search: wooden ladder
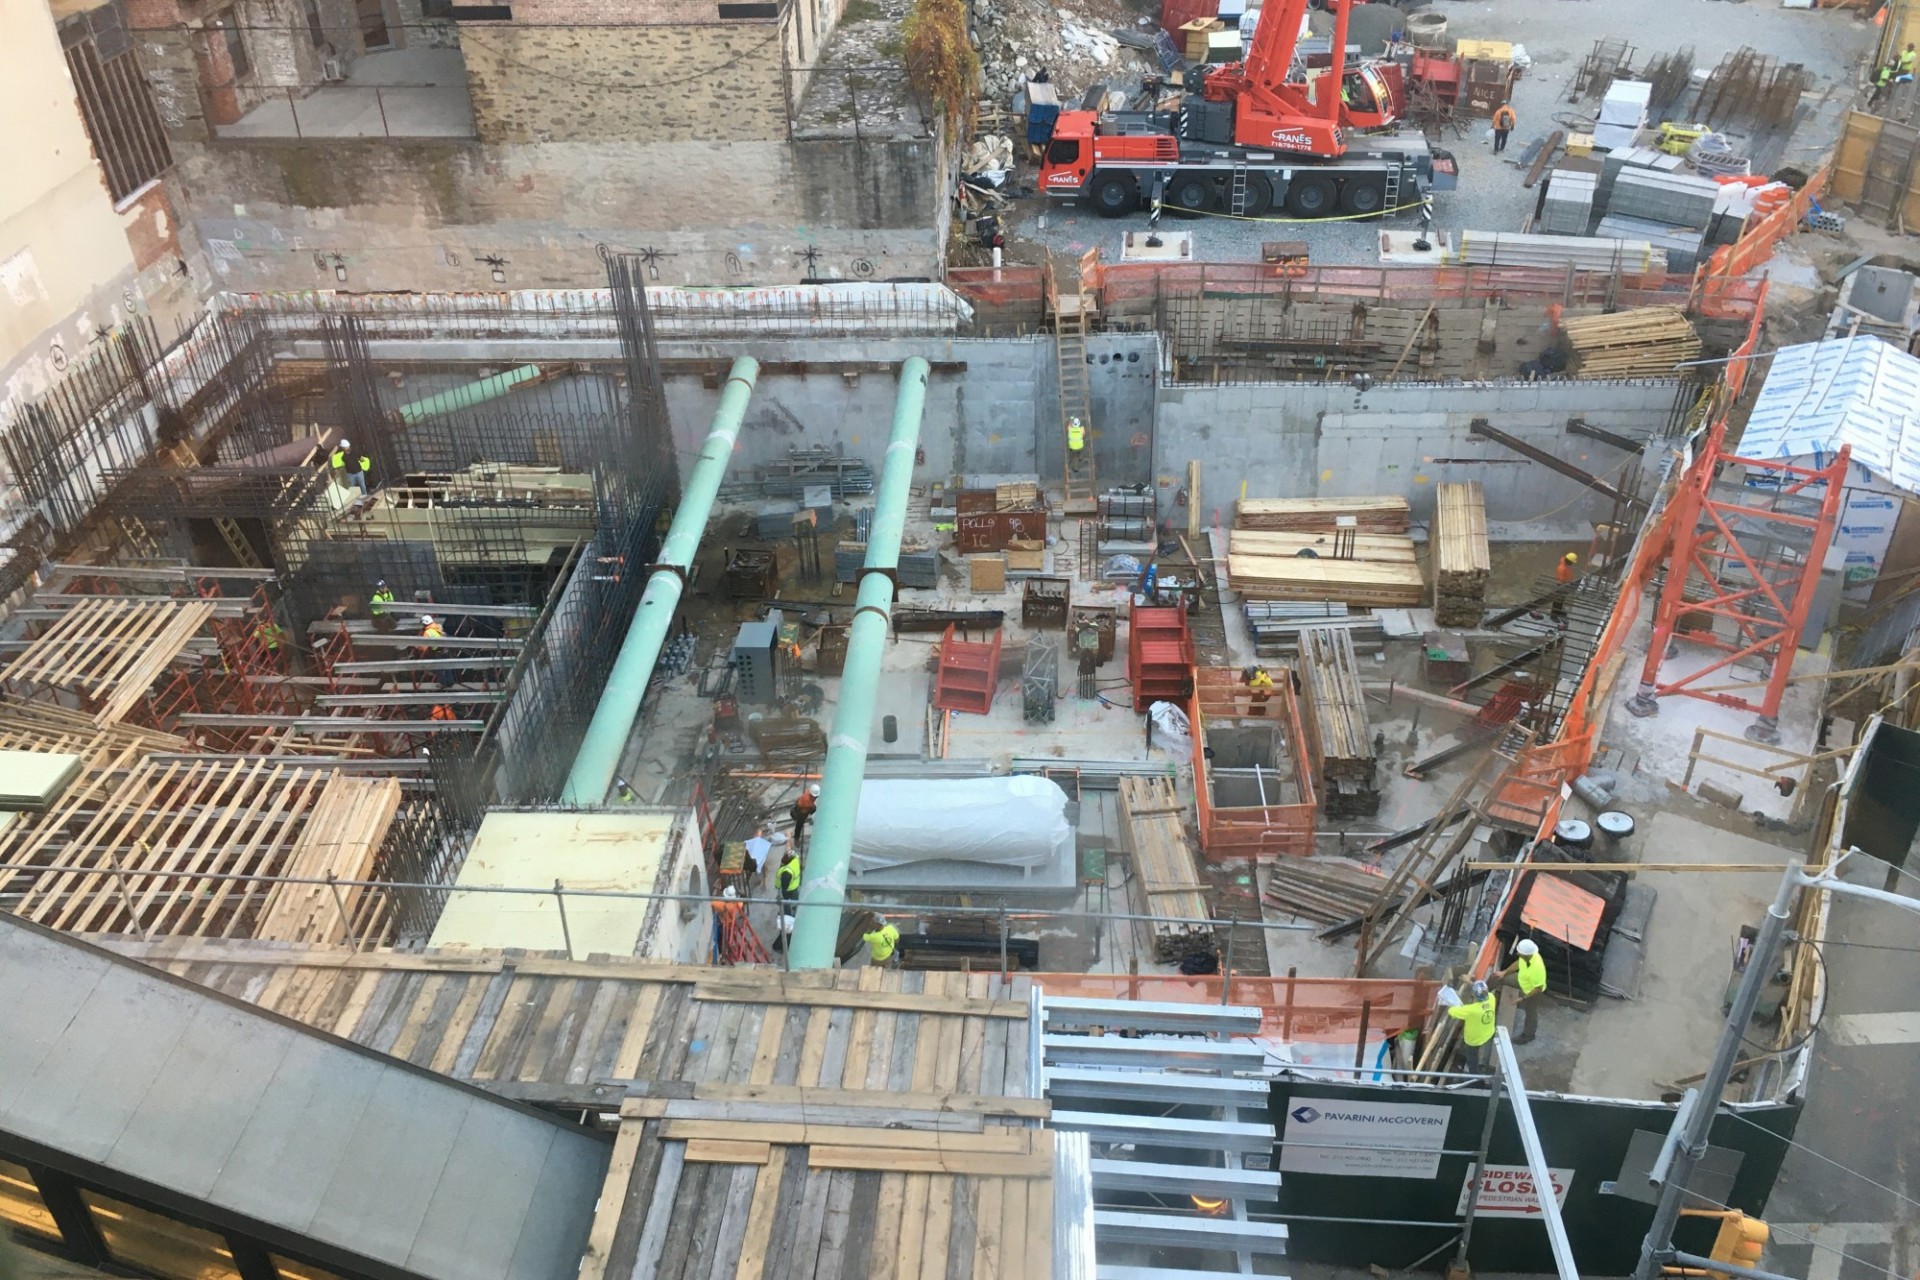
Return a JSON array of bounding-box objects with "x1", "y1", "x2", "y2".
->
[
  {"x1": 1050, "y1": 257, "x2": 1098, "y2": 513},
  {"x1": 156, "y1": 441, "x2": 265, "y2": 569}
]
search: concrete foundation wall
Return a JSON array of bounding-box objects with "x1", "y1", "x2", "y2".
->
[
  {"x1": 172, "y1": 135, "x2": 945, "y2": 289},
  {"x1": 1157, "y1": 378, "x2": 1684, "y2": 531}
]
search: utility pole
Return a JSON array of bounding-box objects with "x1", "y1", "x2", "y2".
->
[{"x1": 1633, "y1": 852, "x2": 1920, "y2": 1280}]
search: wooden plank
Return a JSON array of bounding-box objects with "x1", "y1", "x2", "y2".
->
[
  {"x1": 920, "y1": 1170, "x2": 956, "y2": 1280},
  {"x1": 807, "y1": 1148, "x2": 1052, "y2": 1178},
  {"x1": 867, "y1": 1172, "x2": 907, "y2": 1280},
  {"x1": 838, "y1": 1171, "x2": 883, "y2": 1280},
  {"x1": 998, "y1": 1173, "x2": 1027, "y2": 1280},
  {"x1": 973, "y1": 1176, "x2": 1004, "y2": 1280},
  {"x1": 579, "y1": 1119, "x2": 647, "y2": 1280},
  {"x1": 1022, "y1": 1159, "x2": 1053, "y2": 1280},
  {"x1": 692, "y1": 981, "x2": 1026, "y2": 1020},
  {"x1": 657, "y1": 1121, "x2": 1032, "y2": 1154},
  {"x1": 733, "y1": 1137, "x2": 788, "y2": 1280},
  {"x1": 685, "y1": 1139, "x2": 774, "y2": 1165},
  {"x1": 706, "y1": 1161, "x2": 761, "y2": 1280},
  {"x1": 428, "y1": 975, "x2": 494, "y2": 1075},
  {"x1": 684, "y1": 1084, "x2": 1046, "y2": 1119},
  {"x1": 896, "y1": 1174, "x2": 932, "y2": 1280},
  {"x1": 611, "y1": 979, "x2": 667, "y2": 1077},
  {"x1": 1235, "y1": 495, "x2": 1410, "y2": 533},
  {"x1": 815, "y1": 1169, "x2": 858, "y2": 1280},
  {"x1": 761, "y1": 1146, "x2": 813, "y2": 1280}
]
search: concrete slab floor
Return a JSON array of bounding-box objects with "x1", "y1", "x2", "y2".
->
[{"x1": 217, "y1": 48, "x2": 475, "y2": 139}]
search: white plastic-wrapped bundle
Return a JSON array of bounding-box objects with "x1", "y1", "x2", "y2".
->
[{"x1": 849, "y1": 776, "x2": 1072, "y2": 872}]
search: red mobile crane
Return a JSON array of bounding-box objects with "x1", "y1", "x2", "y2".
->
[{"x1": 1038, "y1": 0, "x2": 1457, "y2": 219}]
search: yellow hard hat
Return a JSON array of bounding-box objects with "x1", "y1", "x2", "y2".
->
[{"x1": 1563, "y1": 552, "x2": 1579, "y2": 563}]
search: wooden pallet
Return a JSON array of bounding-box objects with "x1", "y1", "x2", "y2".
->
[
  {"x1": 1263, "y1": 858, "x2": 1391, "y2": 925},
  {"x1": 1434, "y1": 481, "x2": 1491, "y2": 627},
  {"x1": 1562, "y1": 306, "x2": 1702, "y2": 377},
  {"x1": 1119, "y1": 775, "x2": 1213, "y2": 963},
  {"x1": 1236, "y1": 495, "x2": 1411, "y2": 533}
]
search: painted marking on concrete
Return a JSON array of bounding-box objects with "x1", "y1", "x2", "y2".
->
[
  {"x1": 1769, "y1": 1221, "x2": 1892, "y2": 1280},
  {"x1": 1822, "y1": 1012, "x2": 1920, "y2": 1047}
]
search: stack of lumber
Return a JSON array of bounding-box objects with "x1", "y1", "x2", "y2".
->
[
  {"x1": 1237, "y1": 495, "x2": 1411, "y2": 533},
  {"x1": 253, "y1": 773, "x2": 402, "y2": 945},
  {"x1": 1263, "y1": 859, "x2": 1391, "y2": 925},
  {"x1": 1228, "y1": 554, "x2": 1426, "y2": 607},
  {"x1": 995, "y1": 480, "x2": 1041, "y2": 510},
  {"x1": 1228, "y1": 529, "x2": 1417, "y2": 563},
  {"x1": 1119, "y1": 775, "x2": 1213, "y2": 963},
  {"x1": 1298, "y1": 627, "x2": 1381, "y2": 819},
  {"x1": 1562, "y1": 306, "x2": 1702, "y2": 377},
  {"x1": 1433, "y1": 481, "x2": 1491, "y2": 627}
]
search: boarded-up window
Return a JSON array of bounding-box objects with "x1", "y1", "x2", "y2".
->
[{"x1": 58, "y1": 0, "x2": 174, "y2": 204}]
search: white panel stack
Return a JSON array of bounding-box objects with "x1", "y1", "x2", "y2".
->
[
  {"x1": 1539, "y1": 169, "x2": 1598, "y2": 235},
  {"x1": 1593, "y1": 78, "x2": 1653, "y2": 150},
  {"x1": 1454, "y1": 230, "x2": 1668, "y2": 273},
  {"x1": 1609, "y1": 168, "x2": 1722, "y2": 229}
]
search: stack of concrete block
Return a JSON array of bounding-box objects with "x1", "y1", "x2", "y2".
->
[
  {"x1": 1593, "y1": 79, "x2": 1652, "y2": 150},
  {"x1": 1609, "y1": 169, "x2": 1720, "y2": 229},
  {"x1": 1540, "y1": 169, "x2": 1598, "y2": 235},
  {"x1": 1593, "y1": 214, "x2": 1708, "y2": 274}
]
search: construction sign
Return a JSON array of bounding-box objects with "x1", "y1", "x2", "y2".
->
[{"x1": 1455, "y1": 1165, "x2": 1574, "y2": 1218}]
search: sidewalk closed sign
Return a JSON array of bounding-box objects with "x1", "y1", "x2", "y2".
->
[
  {"x1": 1278, "y1": 1099, "x2": 1453, "y2": 1178},
  {"x1": 1456, "y1": 1165, "x2": 1574, "y2": 1217}
]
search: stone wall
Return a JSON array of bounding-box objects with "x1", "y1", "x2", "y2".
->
[
  {"x1": 171, "y1": 134, "x2": 945, "y2": 288},
  {"x1": 461, "y1": 22, "x2": 790, "y2": 143}
]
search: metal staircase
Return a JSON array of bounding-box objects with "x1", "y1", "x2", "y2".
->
[{"x1": 1050, "y1": 257, "x2": 1098, "y2": 513}]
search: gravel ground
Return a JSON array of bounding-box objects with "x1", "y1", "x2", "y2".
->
[{"x1": 998, "y1": 0, "x2": 1878, "y2": 268}]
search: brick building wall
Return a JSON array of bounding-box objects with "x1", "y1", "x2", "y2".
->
[{"x1": 461, "y1": 22, "x2": 790, "y2": 143}]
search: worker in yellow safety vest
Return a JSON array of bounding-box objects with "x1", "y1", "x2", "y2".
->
[
  {"x1": 330, "y1": 439, "x2": 372, "y2": 495},
  {"x1": 864, "y1": 918, "x2": 901, "y2": 967},
  {"x1": 1445, "y1": 979, "x2": 1498, "y2": 1072},
  {"x1": 1499, "y1": 938, "x2": 1548, "y2": 1045},
  {"x1": 776, "y1": 846, "x2": 801, "y2": 911},
  {"x1": 253, "y1": 617, "x2": 285, "y2": 653},
  {"x1": 370, "y1": 579, "x2": 396, "y2": 633},
  {"x1": 1243, "y1": 664, "x2": 1275, "y2": 716},
  {"x1": 1066, "y1": 416, "x2": 1086, "y2": 469},
  {"x1": 1902, "y1": 43, "x2": 1917, "y2": 75}
]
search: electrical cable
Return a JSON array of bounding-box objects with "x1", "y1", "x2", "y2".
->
[{"x1": 1717, "y1": 1108, "x2": 1920, "y2": 1216}]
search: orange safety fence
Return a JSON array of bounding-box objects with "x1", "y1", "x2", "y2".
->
[
  {"x1": 1189, "y1": 666, "x2": 1318, "y2": 860},
  {"x1": 1087, "y1": 261, "x2": 1721, "y2": 313},
  {"x1": 945, "y1": 265, "x2": 1048, "y2": 307},
  {"x1": 1033, "y1": 972, "x2": 1442, "y2": 1043},
  {"x1": 1693, "y1": 165, "x2": 1830, "y2": 300}
]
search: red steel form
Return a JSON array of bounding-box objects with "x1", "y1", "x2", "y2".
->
[{"x1": 1624, "y1": 442, "x2": 1848, "y2": 743}]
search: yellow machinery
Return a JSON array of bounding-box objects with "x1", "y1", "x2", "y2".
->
[{"x1": 1656, "y1": 122, "x2": 1710, "y2": 155}]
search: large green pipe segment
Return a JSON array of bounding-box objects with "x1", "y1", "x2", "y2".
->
[
  {"x1": 561, "y1": 356, "x2": 760, "y2": 804},
  {"x1": 395, "y1": 365, "x2": 545, "y2": 425},
  {"x1": 787, "y1": 357, "x2": 929, "y2": 969}
]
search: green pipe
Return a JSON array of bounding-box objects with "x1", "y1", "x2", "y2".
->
[
  {"x1": 396, "y1": 365, "x2": 545, "y2": 425},
  {"x1": 788, "y1": 356, "x2": 929, "y2": 969},
  {"x1": 561, "y1": 356, "x2": 759, "y2": 804}
]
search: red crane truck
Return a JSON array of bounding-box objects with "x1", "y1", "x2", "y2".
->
[{"x1": 1037, "y1": 0, "x2": 1457, "y2": 219}]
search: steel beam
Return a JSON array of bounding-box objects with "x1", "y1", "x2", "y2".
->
[
  {"x1": 1092, "y1": 1210, "x2": 1288, "y2": 1254},
  {"x1": 1040, "y1": 1034, "x2": 1268, "y2": 1072},
  {"x1": 1053, "y1": 1111, "x2": 1275, "y2": 1153},
  {"x1": 1566, "y1": 418, "x2": 1646, "y2": 453},
  {"x1": 1469, "y1": 418, "x2": 1634, "y2": 504},
  {"x1": 1044, "y1": 1067, "x2": 1274, "y2": 1109},
  {"x1": 1089, "y1": 1160, "x2": 1283, "y2": 1196},
  {"x1": 1044, "y1": 997, "x2": 1263, "y2": 1036}
]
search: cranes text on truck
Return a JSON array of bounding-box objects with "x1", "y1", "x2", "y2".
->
[{"x1": 1037, "y1": 0, "x2": 1458, "y2": 219}]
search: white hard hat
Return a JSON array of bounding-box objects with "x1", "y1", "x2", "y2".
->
[
  {"x1": 339, "y1": 438, "x2": 351, "y2": 449},
  {"x1": 1515, "y1": 939, "x2": 1539, "y2": 957},
  {"x1": 808, "y1": 784, "x2": 821, "y2": 797},
  {"x1": 420, "y1": 614, "x2": 434, "y2": 626}
]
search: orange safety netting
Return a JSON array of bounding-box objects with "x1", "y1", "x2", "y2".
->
[{"x1": 1033, "y1": 972, "x2": 1441, "y2": 1043}]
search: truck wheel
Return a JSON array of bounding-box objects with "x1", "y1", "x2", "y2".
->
[
  {"x1": 1341, "y1": 179, "x2": 1387, "y2": 216},
  {"x1": 1168, "y1": 173, "x2": 1215, "y2": 217},
  {"x1": 1286, "y1": 175, "x2": 1338, "y2": 218},
  {"x1": 1091, "y1": 174, "x2": 1138, "y2": 218},
  {"x1": 1239, "y1": 173, "x2": 1275, "y2": 217}
]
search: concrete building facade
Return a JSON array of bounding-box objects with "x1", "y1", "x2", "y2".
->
[{"x1": 126, "y1": 0, "x2": 949, "y2": 292}]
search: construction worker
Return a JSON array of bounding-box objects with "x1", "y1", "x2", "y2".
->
[
  {"x1": 1445, "y1": 979, "x2": 1499, "y2": 1072},
  {"x1": 330, "y1": 438, "x2": 371, "y2": 495},
  {"x1": 1872, "y1": 62, "x2": 1896, "y2": 107},
  {"x1": 418, "y1": 614, "x2": 456, "y2": 690},
  {"x1": 253, "y1": 615, "x2": 286, "y2": 654},
  {"x1": 370, "y1": 579, "x2": 396, "y2": 634},
  {"x1": 1499, "y1": 938, "x2": 1549, "y2": 1045},
  {"x1": 712, "y1": 885, "x2": 744, "y2": 960},
  {"x1": 1555, "y1": 550, "x2": 1579, "y2": 584},
  {"x1": 429, "y1": 702, "x2": 456, "y2": 722},
  {"x1": 1243, "y1": 664, "x2": 1275, "y2": 715},
  {"x1": 790, "y1": 783, "x2": 819, "y2": 851},
  {"x1": 1491, "y1": 101, "x2": 1517, "y2": 155},
  {"x1": 776, "y1": 843, "x2": 802, "y2": 912},
  {"x1": 1066, "y1": 416, "x2": 1086, "y2": 470},
  {"x1": 1903, "y1": 43, "x2": 1917, "y2": 75},
  {"x1": 864, "y1": 917, "x2": 902, "y2": 968}
]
